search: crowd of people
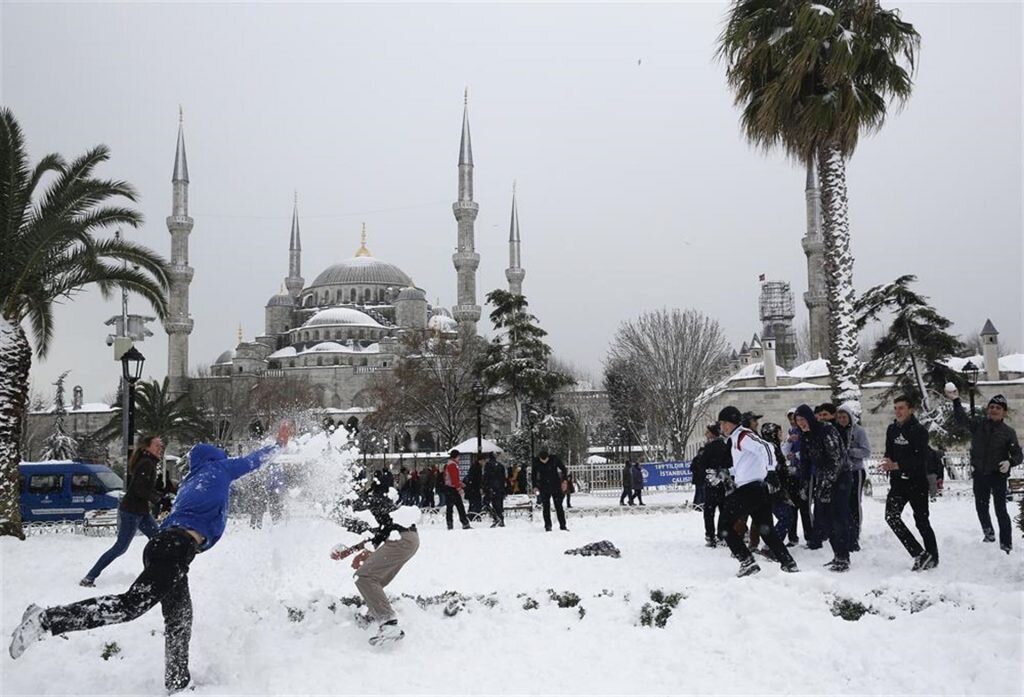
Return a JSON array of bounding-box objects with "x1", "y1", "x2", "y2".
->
[{"x1": 690, "y1": 389, "x2": 1022, "y2": 577}]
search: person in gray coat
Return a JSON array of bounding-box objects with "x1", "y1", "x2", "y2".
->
[
  {"x1": 836, "y1": 403, "x2": 871, "y2": 551},
  {"x1": 630, "y1": 462, "x2": 645, "y2": 506}
]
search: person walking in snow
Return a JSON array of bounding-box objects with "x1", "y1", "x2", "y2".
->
[
  {"x1": 532, "y1": 447, "x2": 569, "y2": 531},
  {"x1": 619, "y1": 461, "x2": 633, "y2": 505},
  {"x1": 948, "y1": 388, "x2": 1023, "y2": 553},
  {"x1": 464, "y1": 455, "x2": 484, "y2": 516},
  {"x1": 880, "y1": 396, "x2": 940, "y2": 571},
  {"x1": 835, "y1": 403, "x2": 871, "y2": 551},
  {"x1": 717, "y1": 406, "x2": 798, "y2": 577},
  {"x1": 331, "y1": 473, "x2": 420, "y2": 646},
  {"x1": 483, "y1": 453, "x2": 507, "y2": 527},
  {"x1": 442, "y1": 450, "x2": 471, "y2": 530},
  {"x1": 10, "y1": 423, "x2": 293, "y2": 693},
  {"x1": 692, "y1": 423, "x2": 731, "y2": 547},
  {"x1": 795, "y1": 404, "x2": 852, "y2": 572},
  {"x1": 80, "y1": 434, "x2": 167, "y2": 587},
  {"x1": 630, "y1": 461, "x2": 645, "y2": 506}
]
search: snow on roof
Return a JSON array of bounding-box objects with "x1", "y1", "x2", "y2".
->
[
  {"x1": 268, "y1": 346, "x2": 298, "y2": 359},
  {"x1": 943, "y1": 355, "x2": 984, "y2": 372},
  {"x1": 37, "y1": 402, "x2": 114, "y2": 414},
  {"x1": 428, "y1": 314, "x2": 458, "y2": 332},
  {"x1": 788, "y1": 358, "x2": 829, "y2": 379},
  {"x1": 728, "y1": 362, "x2": 790, "y2": 382},
  {"x1": 300, "y1": 342, "x2": 381, "y2": 355},
  {"x1": 862, "y1": 381, "x2": 895, "y2": 388},
  {"x1": 304, "y1": 307, "x2": 382, "y2": 328},
  {"x1": 999, "y1": 354, "x2": 1024, "y2": 373}
]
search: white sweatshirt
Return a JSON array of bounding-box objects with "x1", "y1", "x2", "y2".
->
[{"x1": 727, "y1": 426, "x2": 772, "y2": 488}]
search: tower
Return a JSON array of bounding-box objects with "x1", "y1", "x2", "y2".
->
[
  {"x1": 505, "y1": 183, "x2": 525, "y2": 296},
  {"x1": 165, "y1": 109, "x2": 194, "y2": 399},
  {"x1": 285, "y1": 192, "x2": 304, "y2": 298},
  {"x1": 981, "y1": 319, "x2": 1000, "y2": 381},
  {"x1": 758, "y1": 280, "x2": 798, "y2": 368},
  {"x1": 763, "y1": 326, "x2": 778, "y2": 388},
  {"x1": 802, "y1": 160, "x2": 829, "y2": 360},
  {"x1": 451, "y1": 90, "x2": 481, "y2": 336}
]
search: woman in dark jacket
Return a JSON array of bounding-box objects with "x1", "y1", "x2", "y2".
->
[
  {"x1": 794, "y1": 404, "x2": 852, "y2": 571},
  {"x1": 80, "y1": 434, "x2": 166, "y2": 587}
]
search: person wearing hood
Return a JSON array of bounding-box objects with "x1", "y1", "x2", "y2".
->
[
  {"x1": 948, "y1": 388, "x2": 1023, "y2": 553},
  {"x1": 717, "y1": 406, "x2": 798, "y2": 577},
  {"x1": 794, "y1": 404, "x2": 852, "y2": 572},
  {"x1": 782, "y1": 408, "x2": 813, "y2": 547},
  {"x1": 483, "y1": 453, "x2": 507, "y2": 527},
  {"x1": 835, "y1": 403, "x2": 871, "y2": 551},
  {"x1": 880, "y1": 396, "x2": 939, "y2": 571},
  {"x1": 10, "y1": 423, "x2": 293, "y2": 692}
]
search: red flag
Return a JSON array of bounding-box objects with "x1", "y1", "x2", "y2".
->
[{"x1": 758, "y1": 274, "x2": 766, "y2": 282}]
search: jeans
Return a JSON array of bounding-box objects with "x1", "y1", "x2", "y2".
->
[
  {"x1": 816, "y1": 471, "x2": 852, "y2": 561},
  {"x1": 48, "y1": 529, "x2": 197, "y2": 692},
  {"x1": 885, "y1": 477, "x2": 938, "y2": 559},
  {"x1": 773, "y1": 501, "x2": 795, "y2": 541},
  {"x1": 539, "y1": 491, "x2": 567, "y2": 530},
  {"x1": 703, "y1": 485, "x2": 725, "y2": 538},
  {"x1": 85, "y1": 509, "x2": 160, "y2": 580},
  {"x1": 973, "y1": 473, "x2": 1012, "y2": 547},
  {"x1": 721, "y1": 482, "x2": 794, "y2": 566}
]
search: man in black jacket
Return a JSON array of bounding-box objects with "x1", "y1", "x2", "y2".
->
[
  {"x1": 619, "y1": 461, "x2": 633, "y2": 505},
  {"x1": 881, "y1": 396, "x2": 939, "y2": 571},
  {"x1": 532, "y1": 447, "x2": 568, "y2": 531},
  {"x1": 692, "y1": 424, "x2": 731, "y2": 546},
  {"x1": 948, "y1": 389, "x2": 1023, "y2": 552},
  {"x1": 483, "y1": 453, "x2": 506, "y2": 527}
]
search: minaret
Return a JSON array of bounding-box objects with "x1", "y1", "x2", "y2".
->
[
  {"x1": 981, "y1": 319, "x2": 1000, "y2": 381},
  {"x1": 505, "y1": 182, "x2": 525, "y2": 296},
  {"x1": 285, "y1": 192, "x2": 304, "y2": 298},
  {"x1": 801, "y1": 159, "x2": 829, "y2": 361},
  {"x1": 165, "y1": 108, "x2": 194, "y2": 399},
  {"x1": 451, "y1": 90, "x2": 481, "y2": 336}
]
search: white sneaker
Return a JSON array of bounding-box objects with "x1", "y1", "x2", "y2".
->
[
  {"x1": 9, "y1": 604, "x2": 47, "y2": 659},
  {"x1": 369, "y1": 621, "x2": 404, "y2": 646}
]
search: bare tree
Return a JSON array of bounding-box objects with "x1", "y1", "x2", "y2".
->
[{"x1": 607, "y1": 308, "x2": 730, "y2": 460}]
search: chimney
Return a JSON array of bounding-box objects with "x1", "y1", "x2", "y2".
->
[
  {"x1": 763, "y1": 327, "x2": 778, "y2": 388},
  {"x1": 981, "y1": 319, "x2": 1000, "y2": 381}
]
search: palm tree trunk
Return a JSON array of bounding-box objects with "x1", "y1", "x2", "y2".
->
[
  {"x1": 0, "y1": 315, "x2": 30, "y2": 539},
  {"x1": 817, "y1": 142, "x2": 862, "y2": 404}
]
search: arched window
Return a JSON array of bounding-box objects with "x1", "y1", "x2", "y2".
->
[
  {"x1": 289, "y1": 360, "x2": 295, "y2": 368},
  {"x1": 364, "y1": 288, "x2": 371, "y2": 302},
  {"x1": 316, "y1": 356, "x2": 323, "y2": 366},
  {"x1": 336, "y1": 290, "x2": 343, "y2": 304},
  {"x1": 304, "y1": 295, "x2": 313, "y2": 308},
  {"x1": 313, "y1": 330, "x2": 320, "y2": 341},
  {"x1": 350, "y1": 288, "x2": 357, "y2": 302},
  {"x1": 335, "y1": 330, "x2": 342, "y2": 340}
]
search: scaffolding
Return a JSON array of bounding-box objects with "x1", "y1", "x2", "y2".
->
[{"x1": 759, "y1": 281, "x2": 798, "y2": 368}]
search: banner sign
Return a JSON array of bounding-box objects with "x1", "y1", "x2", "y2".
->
[{"x1": 639, "y1": 460, "x2": 693, "y2": 487}]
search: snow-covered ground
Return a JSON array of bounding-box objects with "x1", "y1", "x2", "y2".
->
[{"x1": 2, "y1": 494, "x2": 1022, "y2": 695}]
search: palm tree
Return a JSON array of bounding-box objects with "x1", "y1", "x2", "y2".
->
[
  {"x1": 718, "y1": 0, "x2": 920, "y2": 403},
  {"x1": 0, "y1": 108, "x2": 170, "y2": 538},
  {"x1": 97, "y1": 378, "x2": 214, "y2": 456}
]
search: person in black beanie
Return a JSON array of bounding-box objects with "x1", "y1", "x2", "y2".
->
[
  {"x1": 691, "y1": 423, "x2": 731, "y2": 546},
  {"x1": 532, "y1": 447, "x2": 568, "y2": 531}
]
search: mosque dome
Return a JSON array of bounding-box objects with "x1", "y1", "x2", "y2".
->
[
  {"x1": 303, "y1": 308, "x2": 383, "y2": 328},
  {"x1": 428, "y1": 313, "x2": 459, "y2": 333},
  {"x1": 396, "y1": 286, "x2": 427, "y2": 302},
  {"x1": 214, "y1": 349, "x2": 235, "y2": 365},
  {"x1": 265, "y1": 291, "x2": 294, "y2": 308},
  {"x1": 307, "y1": 226, "x2": 412, "y2": 289}
]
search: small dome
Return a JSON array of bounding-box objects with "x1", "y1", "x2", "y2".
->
[
  {"x1": 396, "y1": 286, "x2": 426, "y2": 302},
  {"x1": 789, "y1": 357, "x2": 830, "y2": 379},
  {"x1": 303, "y1": 308, "x2": 383, "y2": 328},
  {"x1": 266, "y1": 292, "x2": 294, "y2": 308},
  {"x1": 214, "y1": 349, "x2": 235, "y2": 365},
  {"x1": 309, "y1": 256, "x2": 413, "y2": 289},
  {"x1": 309, "y1": 342, "x2": 347, "y2": 352},
  {"x1": 267, "y1": 346, "x2": 297, "y2": 359},
  {"x1": 433, "y1": 306, "x2": 453, "y2": 318},
  {"x1": 428, "y1": 314, "x2": 459, "y2": 333}
]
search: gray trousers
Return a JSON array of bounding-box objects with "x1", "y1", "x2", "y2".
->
[{"x1": 354, "y1": 530, "x2": 419, "y2": 623}]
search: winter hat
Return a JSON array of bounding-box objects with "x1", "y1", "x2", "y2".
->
[
  {"x1": 837, "y1": 402, "x2": 860, "y2": 423},
  {"x1": 741, "y1": 411, "x2": 763, "y2": 428},
  {"x1": 449, "y1": 449, "x2": 460, "y2": 458},
  {"x1": 717, "y1": 406, "x2": 742, "y2": 425},
  {"x1": 760, "y1": 422, "x2": 782, "y2": 443},
  {"x1": 988, "y1": 394, "x2": 1009, "y2": 410},
  {"x1": 794, "y1": 404, "x2": 819, "y2": 431}
]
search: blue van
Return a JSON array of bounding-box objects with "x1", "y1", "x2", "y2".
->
[{"x1": 18, "y1": 462, "x2": 124, "y2": 523}]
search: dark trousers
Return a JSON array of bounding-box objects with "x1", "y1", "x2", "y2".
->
[
  {"x1": 789, "y1": 491, "x2": 815, "y2": 544},
  {"x1": 693, "y1": 482, "x2": 705, "y2": 506},
  {"x1": 721, "y1": 482, "x2": 794, "y2": 566},
  {"x1": 85, "y1": 509, "x2": 160, "y2": 580},
  {"x1": 632, "y1": 488, "x2": 644, "y2": 505},
  {"x1": 444, "y1": 486, "x2": 469, "y2": 528},
  {"x1": 539, "y1": 491, "x2": 567, "y2": 530},
  {"x1": 704, "y1": 485, "x2": 724, "y2": 538},
  {"x1": 46, "y1": 529, "x2": 196, "y2": 691},
  {"x1": 619, "y1": 485, "x2": 632, "y2": 505},
  {"x1": 885, "y1": 478, "x2": 938, "y2": 559},
  {"x1": 816, "y1": 471, "x2": 852, "y2": 561},
  {"x1": 487, "y1": 493, "x2": 505, "y2": 525},
  {"x1": 466, "y1": 489, "x2": 482, "y2": 515},
  {"x1": 773, "y1": 502, "x2": 795, "y2": 541},
  {"x1": 973, "y1": 473, "x2": 1012, "y2": 547},
  {"x1": 849, "y1": 469, "x2": 865, "y2": 547}
]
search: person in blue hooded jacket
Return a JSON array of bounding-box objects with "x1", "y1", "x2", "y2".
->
[{"x1": 9, "y1": 422, "x2": 292, "y2": 693}]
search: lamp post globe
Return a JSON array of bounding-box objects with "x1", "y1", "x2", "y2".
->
[
  {"x1": 119, "y1": 346, "x2": 145, "y2": 464},
  {"x1": 963, "y1": 360, "x2": 979, "y2": 417}
]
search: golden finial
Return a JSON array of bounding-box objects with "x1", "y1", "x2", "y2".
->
[
  {"x1": 355, "y1": 223, "x2": 371, "y2": 257},
  {"x1": 237, "y1": 323, "x2": 243, "y2": 344}
]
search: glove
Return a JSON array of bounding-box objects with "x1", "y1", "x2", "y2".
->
[
  {"x1": 999, "y1": 460, "x2": 1011, "y2": 474},
  {"x1": 944, "y1": 382, "x2": 960, "y2": 400}
]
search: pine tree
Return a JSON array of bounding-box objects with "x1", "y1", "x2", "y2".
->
[
  {"x1": 481, "y1": 290, "x2": 574, "y2": 430},
  {"x1": 41, "y1": 371, "x2": 78, "y2": 461},
  {"x1": 855, "y1": 275, "x2": 964, "y2": 425}
]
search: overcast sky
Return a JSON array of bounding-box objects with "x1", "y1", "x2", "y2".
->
[{"x1": 3, "y1": 1, "x2": 1021, "y2": 404}]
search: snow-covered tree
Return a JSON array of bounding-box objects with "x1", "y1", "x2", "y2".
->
[
  {"x1": 719, "y1": 0, "x2": 921, "y2": 403},
  {"x1": 481, "y1": 290, "x2": 574, "y2": 430},
  {"x1": 40, "y1": 371, "x2": 78, "y2": 461},
  {"x1": 855, "y1": 274, "x2": 964, "y2": 426},
  {"x1": 607, "y1": 309, "x2": 730, "y2": 460}
]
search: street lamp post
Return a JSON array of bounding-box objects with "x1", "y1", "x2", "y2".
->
[
  {"x1": 963, "y1": 360, "x2": 980, "y2": 417},
  {"x1": 472, "y1": 380, "x2": 485, "y2": 454},
  {"x1": 120, "y1": 346, "x2": 145, "y2": 465}
]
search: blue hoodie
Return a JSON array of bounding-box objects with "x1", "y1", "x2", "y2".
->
[{"x1": 161, "y1": 443, "x2": 278, "y2": 551}]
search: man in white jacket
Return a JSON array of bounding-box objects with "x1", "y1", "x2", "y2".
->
[{"x1": 718, "y1": 406, "x2": 799, "y2": 577}]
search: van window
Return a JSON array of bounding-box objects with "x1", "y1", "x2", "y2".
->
[
  {"x1": 72, "y1": 474, "x2": 102, "y2": 494},
  {"x1": 28, "y1": 475, "x2": 63, "y2": 494},
  {"x1": 95, "y1": 471, "x2": 124, "y2": 490}
]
